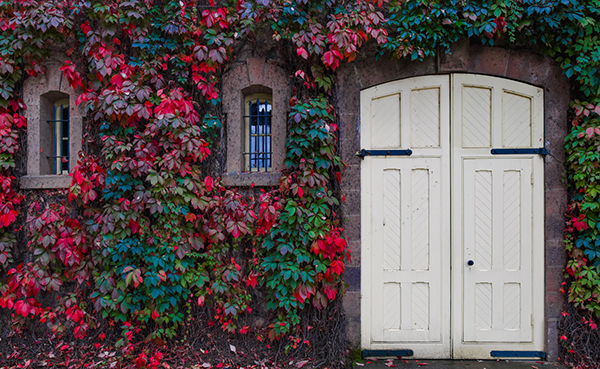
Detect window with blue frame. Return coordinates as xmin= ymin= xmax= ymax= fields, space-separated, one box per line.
xmin=244 ymin=93 xmax=272 ymax=172
xmin=48 ymin=99 xmax=70 ymax=174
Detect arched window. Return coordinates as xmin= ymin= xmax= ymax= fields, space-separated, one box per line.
xmin=50 ymin=98 xmax=70 ymax=174
xmin=20 ymin=59 xmax=83 ymax=189
xmin=244 ymin=93 xmax=272 ymax=172
xmin=221 ymin=57 xmax=291 ymax=186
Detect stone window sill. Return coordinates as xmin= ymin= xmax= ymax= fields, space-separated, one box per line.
xmin=221 ymin=171 xmax=281 ymax=187
xmin=20 ymin=175 xmax=72 ymax=189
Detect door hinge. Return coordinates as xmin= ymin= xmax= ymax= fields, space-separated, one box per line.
xmin=490 ymin=351 xmax=546 ymax=360
xmin=356 ymin=149 xmax=413 ymax=159
xmin=362 ymin=350 xmax=414 ymax=358
xmin=491 ymin=148 xmax=549 ymax=155
xmin=531 ymin=173 xmax=534 ymax=185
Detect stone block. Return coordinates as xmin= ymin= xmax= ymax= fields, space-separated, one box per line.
xmin=347 ymin=240 xmax=361 ymax=267
xmin=343 ymin=214 xmax=361 ymax=242
xmin=505 ymin=51 xmax=548 ymax=85
xmin=544 ymin=157 xmax=566 ymax=190
xmin=467 ymin=45 xmax=509 ymax=77
xmin=340 ymin=138 xmax=362 ymax=166
xmin=221 ymin=171 xmax=280 ymax=187
xmin=545 ymin=292 xmax=565 ymax=320
xmin=546 ymin=266 xmax=565 ymax=294
xmin=546 ymin=215 xmax=566 ymax=241
xmin=438 ymin=38 xmax=470 ymax=72
xmin=546 ymin=187 xmax=567 ymax=217
xmin=20 ymin=175 xmax=71 ymax=189
xmin=346 ymin=318 xmax=361 ymax=346
xmin=352 ymin=58 xmax=400 ymax=90
xmin=335 ymin=69 xmax=361 ymax=116
xmin=246 ymin=57 xmax=266 ymax=86
xmin=344 ymin=266 xmax=361 ymax=291
xmin=546 ymin=318 xmax=561 ymax=361
xmin=338 ymin=113 xmax=360 ymax=143
xmin=395 ymin=57 xmax=437 ymax=81
xmin=342 ymin=189 xmax=361 ymax=217
xmin=343 ymin=290 xmax=361 ymax=319
xmin=341 ymin=164 xmax=360 ymax=191
xmin=546 ymin=240 xmax=567 ymax=267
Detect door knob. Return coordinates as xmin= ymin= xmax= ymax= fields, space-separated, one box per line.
xmin=467 ymin=260 xmax=474 ymax=266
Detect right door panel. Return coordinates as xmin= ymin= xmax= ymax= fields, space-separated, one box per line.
xmin=451 ymin=74 xmax=545 ymax=358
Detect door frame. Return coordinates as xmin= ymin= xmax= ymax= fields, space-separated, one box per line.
xmin=360 ymin=73 xmax=546 ymax=359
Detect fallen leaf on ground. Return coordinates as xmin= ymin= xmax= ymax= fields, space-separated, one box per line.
xmin=296 ymin=360 xmax=309 ymax=368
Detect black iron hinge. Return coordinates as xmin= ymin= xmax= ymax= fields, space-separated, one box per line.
xmin=491 ymin=148 xmax=549 ymax=155
xmin=356 ymin=149 xmax=413 ymax=159
xmin=361 ymin=350 xmax=414 ymax=358
xmin=490 ymin=351 xmax=546 ymax=360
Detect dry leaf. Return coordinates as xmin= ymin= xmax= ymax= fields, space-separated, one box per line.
xmin=296 ymin=359 xmax=309 ymax=368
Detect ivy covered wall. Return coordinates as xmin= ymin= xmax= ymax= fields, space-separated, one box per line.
xmin=0 ymin=0 xmax=599 ymax=368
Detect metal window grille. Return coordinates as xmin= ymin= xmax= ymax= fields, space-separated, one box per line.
xmin=47 ymin=103 xmax=70 ymax=174
xmin=244 ymin=99 xmax=272 ymax=171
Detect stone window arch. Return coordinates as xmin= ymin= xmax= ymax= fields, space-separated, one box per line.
xmin=20 ymin=58 xmax=84 ymax=189
xmin=222 ymin=57 xmax=290 ymax=186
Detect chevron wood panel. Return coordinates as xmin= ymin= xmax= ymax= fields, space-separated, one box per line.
xmin=474 ymin=170 xmax=493 ymax=271
xmin=502 ymin=92 xmax=532 ymax=148
xmin=383 ymin=169 xmax=402 ymax=271
xmin=503 ymin=283 xmax=521 ymax=330
xmin=411 ymin=88 xmax=440 ymax=147
xmin=503 ymin=170 xmax=521 ymax=271
xmin=383 ymin=282 xmax=402 ymax=330
xmin=371 ymin=94 xmax=401 ymax=149
xmin=475 ymin=283 xmax=493 ymax=330
xmin=411 ymin=168 xmax=430 ymax=271
xmin=412 ymin=282 xmax=430 ymax=330
xmin=462 ymin=87 xmax=491 ymax=148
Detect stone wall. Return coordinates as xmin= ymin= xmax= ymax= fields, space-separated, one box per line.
xmin=336 ymin=41 xmax=570 ymax=360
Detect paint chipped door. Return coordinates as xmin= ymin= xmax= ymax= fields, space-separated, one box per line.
xmin=361 ymin=76 xmax=451 ymax=358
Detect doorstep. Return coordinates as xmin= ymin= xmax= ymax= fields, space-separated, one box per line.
xmin=353 ymin=359 xmax=566 ymax=369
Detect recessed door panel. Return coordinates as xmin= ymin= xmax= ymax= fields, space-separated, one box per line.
xmin=369 ymin=158 xmax=446 ymax=344
xmin=462 ymin=158 xmax=534 ymax=343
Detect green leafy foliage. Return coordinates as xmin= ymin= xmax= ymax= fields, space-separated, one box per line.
xmin=260 ymin=97 xmax=348 ymax=340
xmin=1 ymin=0 xmax=600 ymax=367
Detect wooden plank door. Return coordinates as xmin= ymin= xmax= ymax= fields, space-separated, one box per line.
xmin=451 ymin=74 xmax=545 ymax=358
xmin=361 ymin=76 xmax=451 ymax=358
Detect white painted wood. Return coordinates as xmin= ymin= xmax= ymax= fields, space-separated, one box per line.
xmin=371 ymin=94 xmax=401 ymax=149
xmin=452 ymin=74 xmax=545 ymax=358
xmin=462 ymin=158 xmax=534 ymax=342
xmin=361 ymin=74 xmax=544 ymax=359
xmin=361 ymin=76 xmax=451 ymax=358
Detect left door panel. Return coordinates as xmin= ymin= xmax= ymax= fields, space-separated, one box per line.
xmin=361 ymin=76 xmax=451 ymax=358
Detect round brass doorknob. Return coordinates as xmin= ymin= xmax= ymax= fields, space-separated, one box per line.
xmin=467 ymin=260 xmax=474 ymax=266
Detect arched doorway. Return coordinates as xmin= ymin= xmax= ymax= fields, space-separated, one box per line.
xmin=360 ymin=74 xmax=545 ymax=359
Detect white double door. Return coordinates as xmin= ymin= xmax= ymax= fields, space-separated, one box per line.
xmin=360 ymin=74 xmax=545 ymax=359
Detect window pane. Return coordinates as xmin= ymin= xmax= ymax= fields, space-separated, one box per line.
xmin=247 ymin=98 xmax=272 ymax=171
